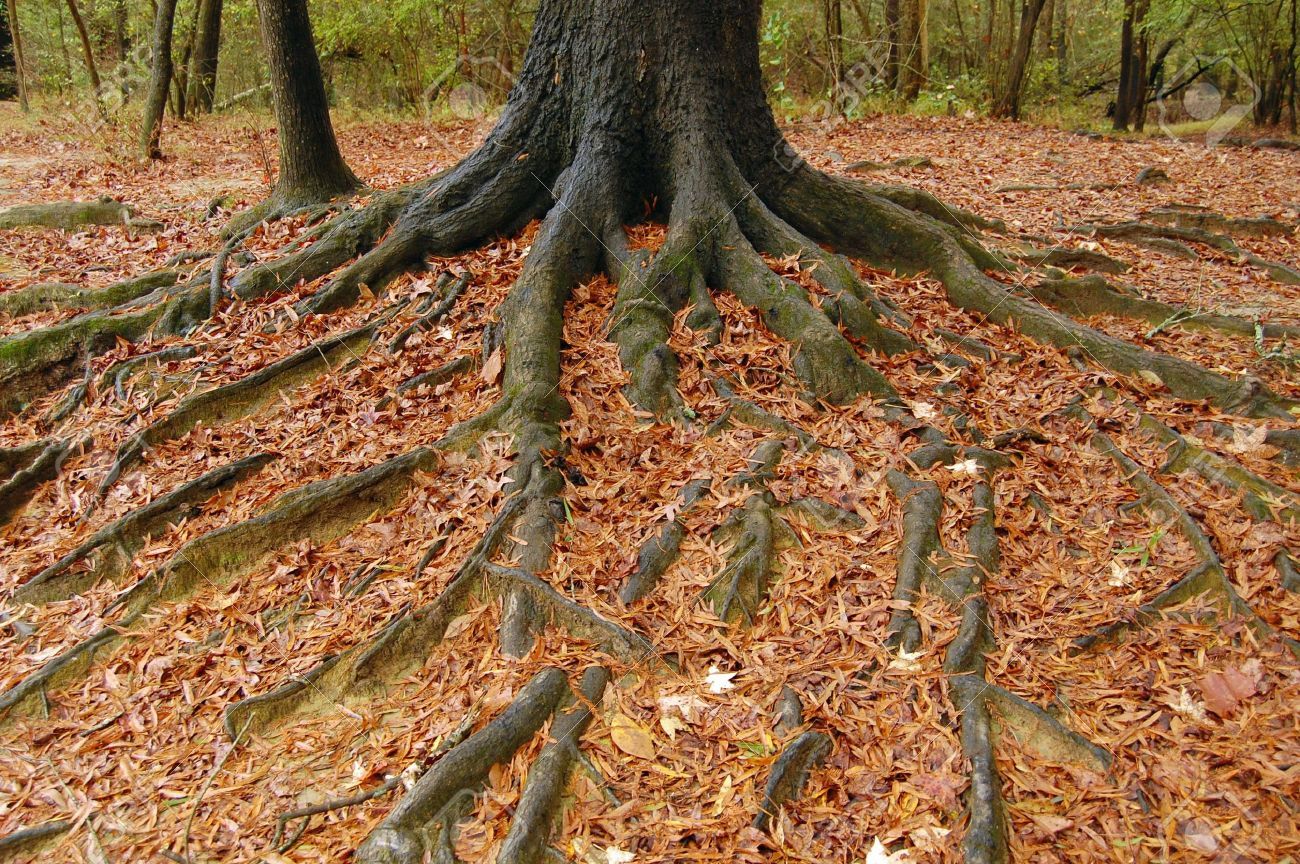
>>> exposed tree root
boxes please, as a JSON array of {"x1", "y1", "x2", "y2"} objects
[
  {"x1": 95, "y1": 318, "x2": 385, "y2": 501},
  {"x1": 737, "y1": 195, "x2": 916, "y2": 356},
  {"x1": 0, "y1": 193, "x2": 413, "y2": 419},
  {"x1": 884, "y1": 461, "x2": 1108, "y2": 862},
  {"x1": 607, "y1": 213, "x2": 696, "y2": 421},
  {"x1": 0, "y1": 270, "x2": 180, "y2": 318},
  {"x1": 620, "y1": 477, "x2": 710, "y2": 604},
  {"x1": 0, "y1": 819, "x2": 71, "y2": 862},
  {"x1": 1123, "y1": 399, "x2": 1300, "y2": 525},
  {"x1": 0, "y1": 197, "x2": 158, "y2": 231},
  {"x1": 1028, "y1": 274, "x2": 1300, "y2": 342},
  {"x1": 0, "y1": 448, "x2": 434, "y2": 725},
  {"x1": 354, "y1": 667, "x2": 569, "y2": 864},
  {"x1": 1066, "y1": 407, "x2": 1298, "y2": 656},
  {"x1": 271, "y1": 711, "x2": 479, "y2": 854},
  {"x1": 771, "y1": 166, "x2": 1297, "y2": 418},
  {"x1": 715, "y1": 218, "x2": 897, "y2": 405},
  {"x1": 1140, "y1": 206, "x2": 1294, "y2": 239},
  {"x1": 9, "y1": 453, "x2": 276, "y2": 606},
  {"x1": 984, "y1": 686, "x2": 1110, "y2": 772},
  {"x1": 752, "y1": 730, "x2": 831, "y2": 833},
  {"x1": 498, "y1": 666, "x2": 610, "y2": 864},
  {"x1": 1198, "y1": 422, "x2": 1300, "y2": 470},
  {"x1": 388, "y1": 271, "x2": 471, "y2": 353},
  {"x1": 705, "y1": 492, "x2": 787, "y2": 626},
  {"x1": 1002, "y1": 243, "x2": 1130, "y2": 275},
  {"x1": 0, "y1": 434, "x2": 91, "y2": 527},
  {"x1": 1070, "y1": 221, "x2": 1300, "y2": 285}
]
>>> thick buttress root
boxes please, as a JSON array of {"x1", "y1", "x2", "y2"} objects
[{"x1": 770, "y1": 166, "x2": 1297, "y2": 419}]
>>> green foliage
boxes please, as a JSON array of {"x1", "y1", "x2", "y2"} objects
[{"x1": 3, "y1": 0, "x2": 1294, "y2": 133}]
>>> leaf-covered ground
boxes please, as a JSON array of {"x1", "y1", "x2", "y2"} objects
[{"x1": 1, "y1": 107, "x2": 1298, "y2": 863}]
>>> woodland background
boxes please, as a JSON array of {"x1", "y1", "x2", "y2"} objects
[{"x1": 0, "y1": 0, "x2": 1295, "y2": 139}]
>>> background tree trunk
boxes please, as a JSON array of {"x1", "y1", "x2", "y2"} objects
[
  {"x1": 65, "y1": 0, "x2": 100, "y2": 92},
  {"x1": 255, "y1": 0, "x2": 359, "y2": 205},
  {"x1": 1113, "y1": 0, "x2": 1136, "y2": 129},
  {"x1": 885, "y1": 0, "x2": 901, "y2": 91},
  {"x1": 186, "y1": 0, "x2": 222, "y2": 114},
  {"x1": 0, "y1": 0, "x2": 13, "y2": 101},
  {"x1": 5, "y1": 0, "x2": 27, "y2": 111},
  {"x1": 824, "y1": 0, "x2": 844, "y2": 112},
  {"x1": 139, "y1": 0, "x2": 179, "y2": 159},
  {"x1": 897, "y1": 0, "x2": 927, "y2": 99},
  {"x1": 993, "y1": 0, "x2": 1047, "y2": 119}
]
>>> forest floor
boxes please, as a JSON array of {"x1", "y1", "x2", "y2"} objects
[{"x1": 0, "y1": 105, "x2": 1298, "y2": 863}]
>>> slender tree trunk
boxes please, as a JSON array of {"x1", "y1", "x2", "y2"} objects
[
  {"x1": 1056, "y1": 0, "x2": 1068, "y2": 84},
  {"x1": 1113, "y1": 0, "x2": 1135, "y2": 129},
  {"x1": 993, "y1": 0, "x2": 1046, "y2": 119},
  {"x1": 140, "y1": 0, "x2": 179, "y2": 159},
  {"x1": 1290, "y1": 0, "x2": 1298, "y2": 132},
  {"x1": 1128, "y1": 0, "x2": 1149, "y2": 131},
  {"x1": 0, "y1": 0, "x2": 13, "y2": 101},
  {"x1": 65, "y1": 0, "x2": 101, "y2": 92},
  {"x1": 824, "y1": 0, "x2": 844, "y2": 112},
  {"x1": 6, "y1": 0, "x2": 27, "y2": 111},
  {"x1": 885, "y1": 0, "x2": 901, "y2": 91},
  {"x1": 897, "y1": 0, "x2": 927, "y2": 99},
  {"x1": 255, "y1": 0, "x2": 359, "y2": 206},
  {"x1": 114, "y1": 0, "x2": 128, "y2": 65},
  {"x1": 172, "y1": 0, "x2": 200, "y2": 121},
  {"x1": 186, "y1": 0, "x2": 221, "y2": 113}
]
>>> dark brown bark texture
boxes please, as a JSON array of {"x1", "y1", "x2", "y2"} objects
[{"x1": 256, "y1": 0, "x2": 357, "y2": 205}]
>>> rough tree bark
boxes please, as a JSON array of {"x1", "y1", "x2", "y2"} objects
[
  {"x1": 139, "y1": 0, "x2": 179, "y2": 160},
  {"x1": 3, "y1": 2, "x2": 1298, "y2": 861},
  {"x1": 245, "y1": 0, "x2": 359, "y2": 220}
]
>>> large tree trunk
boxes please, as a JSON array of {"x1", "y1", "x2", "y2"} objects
[
  {"x1": 254, "y1": 0, "x2": 359, "y2": 209},
  {"x1": 139, "y1": 0, "x2": 179, "y2": 159},
  {"x1": 186, "y1": 0, "x2": 222, "y2": 114}
]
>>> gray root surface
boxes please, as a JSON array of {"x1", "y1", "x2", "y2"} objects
[
  {"x1": 354, "y1": 667, "x2": 569, "y2": 864},
  {"x1": 752, "y1": 730, "x2": 831, "y2": 832},
  {"x1": 1066, "y1": 406, "x2": 1297, "y2": 657},
  {"x1": 497, "y1": 666, "x2": 610, "y2": 864}
]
